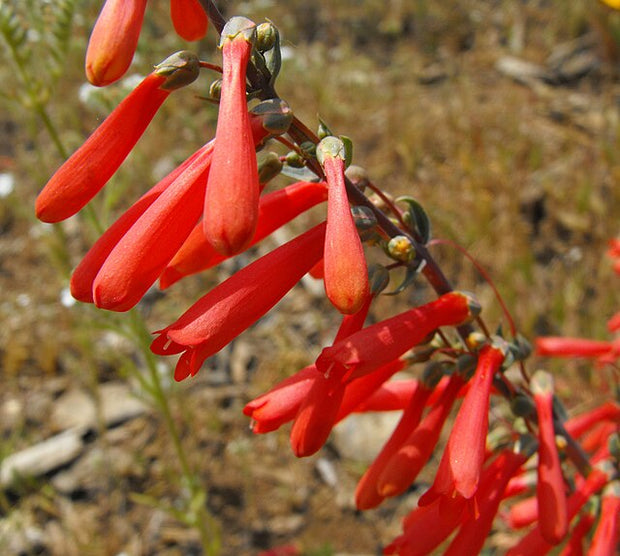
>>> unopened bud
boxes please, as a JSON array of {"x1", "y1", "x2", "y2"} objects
[
  {"x1": 209, "y1": 79, "x2": 222, "y2": 100},
  {"x1": 257, "y1": 152, "x2": 283, "y2": 183},
  {"x1": 154, "y1": 51, "x2": 200, "y2": 90},
  {"x1": 256, "y1": 22, "x2": 278, "y2": 51},
  {"x1": 422, "y1": 360, "x2": 450, "y2": 388},
  {"x1": 455, "y1": 353, "x2": 476, "y2": 375},
  {"x1": 511, "y1": 392, "x2": 536, "y2": 417},
  {"x1": 250, "y1": 98, "x2": 293, "y2": 136},
  {"x1": 285, "y1": 151, "x2": 306, "y2": 168},
  {"x1": 351, "y1": 206, "x2": 377, "y2": 232},
  {"x1": 387, "y1": 235, "x2": 415, "y2": 263},
  {"x1": 346, "y1": 165, "x2": 369, "y2": 191}
]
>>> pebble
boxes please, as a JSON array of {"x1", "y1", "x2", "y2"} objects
[{"x1": 0, "y1": 429, "x2": 83, "y2": 487}]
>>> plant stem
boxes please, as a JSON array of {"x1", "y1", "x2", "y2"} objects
[{"x1": 127, "y1": 309, "x2": 221, "y2": 556}]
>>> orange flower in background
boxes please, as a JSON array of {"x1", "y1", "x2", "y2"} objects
[
  {"x1": 36, "y1": 51, "x2": 200, "y2": 223},
  {"x1": 86, "y1": 0, "x2": 208, "y2": 86},
  {"x1": 588, "y1": 483, "x2": 620, "y2": 555},
  {"x1": 170, "y1": 0, "x2": 209, "y2": 41},
  {"x1": 532, "y1": 371, "x2": 568, "y2": 545},
  {"x1": 507, "y1": 467, "x2": 611, "y2": 555},
  {"x1": 317, "y1": 136, "x2": 370, "y2": 314},
  {"x1": 86, "y1": 0, "x2": 148, "y2": 87},
  {"x1": 151, "y1": 222, "x2": 327, "y2": 381},
  {"x1": 203, "y1": 17, "x2": 260, "y2": 256}
]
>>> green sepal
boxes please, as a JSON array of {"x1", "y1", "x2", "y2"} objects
[
  {"x1": 339, "y1": 135, "x2": 353, "y2": 168},
  {"x1": 382, "y1": 264, "x2": 418, "y2": 296},
  {"x1": 397, "y1": 196, "x2": 432, "y2": 243}
]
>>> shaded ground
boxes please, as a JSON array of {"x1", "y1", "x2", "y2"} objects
[{"x1": 0, "y1": 1, "x2": 619, "y2": 554}]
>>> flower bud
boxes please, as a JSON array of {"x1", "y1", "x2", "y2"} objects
[
  {"x1": 257, "y1": 152, "x2": 283, "y2": 184},
  {"x1": 345, "y1": 165, "x2": 369, "y2": 191},
  {"x1": 387, "y1": 235, "x2": 415, "y2": 263},
  {"x1": 256, "y1": 22, "x2": 278, "y2": 51},
  {"x1": 154, "y1": 50, "x2": 200, "y2": 90}
]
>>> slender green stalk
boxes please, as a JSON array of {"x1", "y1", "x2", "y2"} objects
[{"x1": 126, "y1": 309, "x2": 221, "y2": 556}]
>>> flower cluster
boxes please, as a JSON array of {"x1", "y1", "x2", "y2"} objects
[{"x1": 37, "y1": 2, "x2": 619, "y2": 554}]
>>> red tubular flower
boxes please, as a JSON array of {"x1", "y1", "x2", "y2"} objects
[
  {"x1": 564, "y1": 402, "x2": 620, "y2": 439},
  {"x1": 377, "y1": 374, "x2": 465, "y2": 501},
  {"x1": 383, "y1": 496, "x2": 467, "y2": 556},
  {"x1": 506, "y1": 495, "x2": 539, "y2": 529},
  {"x1": 588, "y1": 483, "x2": 620, "y2": 556},
  {"x1": 420, "y1": 343, "x2": 506, "y2": 504},
  {"x1": 160, "y1": 180, "x2": 328, "y2": 288},
  {"x1": 317, "y1": 137, "x2": 369, "y2": 314},
  {"x1": 354, "y1": 379, "x2": 435, "y2": 510},
  {"x1": 85, "y1": 0, "x2": 148, "y2": 86},
  {"x1": 290, "y1": 374, "x2": 346, "y2": 457},
  {"x1": 169, "y1": 0, "x2": 209, "y2": 41},
  {"x1": 532, "y1": 371, "x2": 568, "y2": 544},
  {"x1": 351, "y1": 378, "x2": 419, "y2": 412},
  {"x1": 70, "y1": 143, "x2": 213, "y2": 304},
  {"x1": 243, "y1": 365, "x2": 318, "y2": 434},
  {"x1": 315, "y1": 291, "x2": 480, "y2": 380},
  {"x1": 335, "y1": 358, "x2": 406, "y2": 421},
  {"x1": 91, "y1": 146, "x2": 214, "y2": 311},
  {"x1": 203, "y1": 17, "x2": 260, "y2": 256},
  {"x1": 536, "y1": 337, "x2": 614, "y2": 359},
  {"x1": 507, "y1": 467, "x2": 611, "y2": 556},
  {"x1": 559, "y1": 510, "x2": 596, "y2": 556},
  {"x1": 36, "y1": 51, "x2": 200, "y2": 223},
  {"x1": 151, "y1": 222, "x2": 327, "y2": 381},
  {"x1": 443, "y1": 449, "x2": 529, "y2": 556},
  {"x1": 289, "y1": 294, "x2": 373, "y2": 456}
]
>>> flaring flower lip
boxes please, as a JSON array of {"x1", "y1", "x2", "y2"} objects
[
  {"x1": 85, "y1": 0, "x2": 148, "y2": 87},
  {"x1": 151, "y1": 222, "x2": 327, "y2": 380},
  {"x1": 35, "y1": 72, "x2": 169, "y2": 223}
]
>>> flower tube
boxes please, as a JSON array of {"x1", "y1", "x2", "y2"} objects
[
  {"x1": 151, "y1": 222, "x2": 326, "y2": 380},
  {"x1": 85, "y1": 0, "x2": 148, "y2": 86},
  {"x1": 36, "y1": 51, "x2": 200, "y2": 222},
  {"x1": 203, "y1": 17, "x2": 260, "y2": 255},
  {"x1": 317, "y1": 136, "x2": 369, "y2": 314}
]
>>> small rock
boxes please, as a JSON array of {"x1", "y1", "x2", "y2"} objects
[
  {"x1": 51, "y1": 382, "x2": 148, "y2": 432},
  {"x1": 332, "y1": 412, "x2": 401, "y2": 463},
  {"x1": 496, "y1": 56, "x2": 550, "y2": 84},
  {"x1": 1, "y1": 429, "x2": 83, "y2": 486},
  {"x1": 315, "y1": 457, "x2": 338, "y2": 488}
]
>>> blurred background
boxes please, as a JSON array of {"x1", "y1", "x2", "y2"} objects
[{"x1": 0, "y1": 1, "x2": 618, "y2": 554}]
